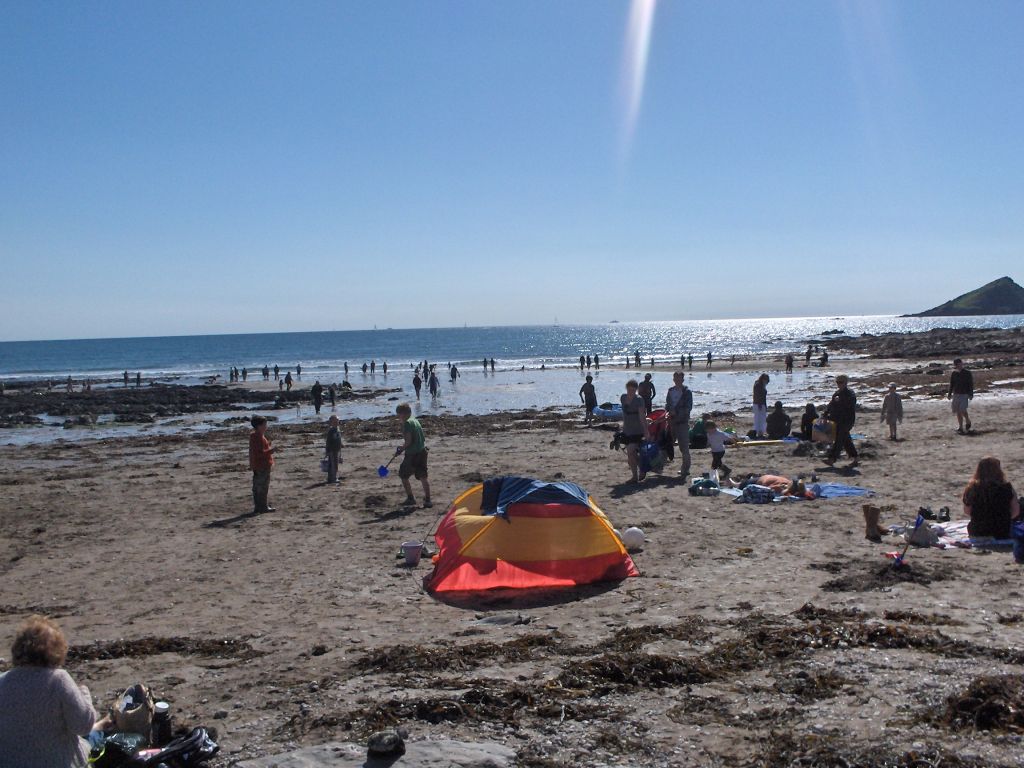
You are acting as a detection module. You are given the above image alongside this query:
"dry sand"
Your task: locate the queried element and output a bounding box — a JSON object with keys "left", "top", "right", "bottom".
{"left": 1, "top": 358, "right": 1023, "bottom": 766}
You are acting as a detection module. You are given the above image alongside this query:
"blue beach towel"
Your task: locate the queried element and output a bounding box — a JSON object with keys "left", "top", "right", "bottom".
{"left": 813, "top": 483, "right": 874, "bottom": 499}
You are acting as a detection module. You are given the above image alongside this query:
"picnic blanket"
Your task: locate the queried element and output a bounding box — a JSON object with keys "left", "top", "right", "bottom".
{"left": 720, "top": 481, "right": 874, "bottom": 503}
{"left": 913, "top": 519, "right": 1016, "bottom": 550}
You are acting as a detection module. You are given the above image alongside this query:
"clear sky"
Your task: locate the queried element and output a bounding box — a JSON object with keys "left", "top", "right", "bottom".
{"left": 2, "top": 1, "right": 1022, "bottom": 341}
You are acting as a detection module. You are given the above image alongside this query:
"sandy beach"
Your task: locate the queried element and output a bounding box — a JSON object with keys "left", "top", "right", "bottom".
{"left": 1, "top": 347, "right": 1023, "bottom": 766}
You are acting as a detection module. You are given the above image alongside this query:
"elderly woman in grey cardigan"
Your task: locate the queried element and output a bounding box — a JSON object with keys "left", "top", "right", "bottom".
{"left": 0, "top": 615, "right": 98, "bottom": 767}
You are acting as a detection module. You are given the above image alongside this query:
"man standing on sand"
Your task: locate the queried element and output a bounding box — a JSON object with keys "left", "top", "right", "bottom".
{"left": 324, "top": 414, "right": 342, "bottom": 484}
{"left": 948, "top": 358, "right": 974, "bottom": 434}
{"left": 249, "top": 415, "right": 276, "bottom": 513}
{"left": 638, "top": 373, "right": 656, "bottom": 413}
{"left": 311, "top": 380, "right": 324, "bottom": 414}
{"left": 706, "top": 351, "right": 712, "bottom": 368}
{"left": 579, "top": 375, "right": 597, "bottom": 426}
{"left": 594, "top": 354, "right": 600, "bottom": 369}
{"left": 135, "top": 372, "right": 141, "bottom": 388}
{"left": 274, "top": 364, "right": 280, "bottom": 380}
{"left": 785, "top": 353, "right": 794, "bottom": 373}
{"left": 123, "top": 370, "right": 129, "bottom": 387}
{"left": 688, "top": 354, "right": 693, "bottom": 370}
{"left": 752, "top": 374, "right": 770, "bottom": 438}
{"left": 395, "top": 403, "right": 432, "bottom": 508}
{"left": 666, "top": 371, "right": 693, "bottom": 479}
{"left": 824, "top": 375, "right": 858, "bottom": 468}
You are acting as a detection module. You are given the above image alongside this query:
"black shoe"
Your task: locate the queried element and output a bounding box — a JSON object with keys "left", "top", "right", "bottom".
{"left": 938, "top": 506, "right": 950, "bottom": 523}
{"left": 918, "top": 506, "right": 935, "bottom": 520}
{"left": 423, "top": 499, "right": 433, "bottom": 509}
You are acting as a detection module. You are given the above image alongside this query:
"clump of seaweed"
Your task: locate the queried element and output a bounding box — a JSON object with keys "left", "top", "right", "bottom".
{"left": 774, "top": 669, "right": 850, "bottom": 702}
{"left": 353, "top": 633, "right": 566, "bottom": 673}
{"left": 935, "top": 674, "right": 1024, "bottom": 733}
{"left": 553, "top": 653, "right": 714, "bottom": 695}
{"left": 66, "top": 636, "right": 260, "bottom": 664}
{"left": 278, "top": 678, "right": 612, "bottom": 740}
{"left": 817, "top": 559, "right": 953, "bottom": 592}
{"left": 745, "top": 730, "right": 1002, "bottom": 767}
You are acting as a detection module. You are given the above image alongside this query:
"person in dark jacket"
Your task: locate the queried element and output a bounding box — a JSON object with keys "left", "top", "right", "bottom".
{"left": 948, "top": 358, "right": 974, "bottom": 434}
{"left": 311, "top": 381, "right": 324, "bottom": 414}
{"left": 765, "top": 401, "right": 792, "bottom": 439}
{"left": 324, "top": 415, "right": 342, "bottom": 484}
{"left": 823, "top": 375, "right": 857, "bottom": 466}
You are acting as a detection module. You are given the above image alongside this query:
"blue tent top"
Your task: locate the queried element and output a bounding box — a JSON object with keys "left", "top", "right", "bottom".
{"left": 480, "top": 476, "right": 590, "bottom": 518}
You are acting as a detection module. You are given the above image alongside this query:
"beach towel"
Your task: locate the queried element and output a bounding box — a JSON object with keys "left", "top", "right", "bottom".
{"left": 813, "top": 483, "right": 875, "bottom": 499}
{"left": 926, "top": 519, "right": 1015, "bottom": 550}
{"left": 719, "top": 481, "right": 874, "bottom": 503}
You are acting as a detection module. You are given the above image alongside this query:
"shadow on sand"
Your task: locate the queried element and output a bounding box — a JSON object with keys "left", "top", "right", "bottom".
{"left": 430, "top": 580, "right": 626, "bottom": 612}
{"left": 203, "top": 509, "right": 274, "bottom": 528}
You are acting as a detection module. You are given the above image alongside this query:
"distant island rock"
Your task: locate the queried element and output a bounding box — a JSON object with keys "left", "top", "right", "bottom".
{"left": 907, "top": 276, "right": 1024, "bottom": 317}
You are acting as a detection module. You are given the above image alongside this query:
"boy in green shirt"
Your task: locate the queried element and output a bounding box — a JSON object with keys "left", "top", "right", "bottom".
{"left": 395, "top": 403, "right": 432, "bottom": 508}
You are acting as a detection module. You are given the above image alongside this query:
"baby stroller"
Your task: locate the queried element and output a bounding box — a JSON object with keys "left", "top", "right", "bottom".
{"left": 641, "top": 409, "right": 675, "bottom": 474}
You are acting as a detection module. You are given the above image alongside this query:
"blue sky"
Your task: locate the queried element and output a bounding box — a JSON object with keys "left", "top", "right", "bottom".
{"left": 1, "top": 0, "right": 1022, "bottom": 341}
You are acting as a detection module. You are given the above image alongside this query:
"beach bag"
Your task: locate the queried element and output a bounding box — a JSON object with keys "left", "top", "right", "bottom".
{"left": 143, "top": 726, "right": 219, "bottom": 767}
{"left": 812, "top": 419, "right": 834, "bottom": 443}
{"left": 319, "top": 456, "right": 330, "bottom": 472}
{"left": 688, "top": 478, "right": 720, "bottom": 497}
{"left": 638, "top": 440, "right": 661, "bottom": 473}
{"left": 112, "top": 684, "right": 154, "bottom": 741}
{"left": 905, "top": 522, "right": 940, "bottom": 547}
{"left": 740, "top": 484, "right": 775, "bottom": 504}
{"left": 89, "top": 733, "right": 148, "bottom": 768}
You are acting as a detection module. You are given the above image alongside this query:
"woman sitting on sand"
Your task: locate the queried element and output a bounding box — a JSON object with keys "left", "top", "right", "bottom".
{"left": 963, "top": 457, "right": 1020, "bottom": 539}
{"left": 620, "top": 379, "right": 650, "bottom": 483}
{"left": 799, "top": 404, "right": 818, "bottom": 441}
{"left": 0, "top": 615, "right": 102, "bottom": 766}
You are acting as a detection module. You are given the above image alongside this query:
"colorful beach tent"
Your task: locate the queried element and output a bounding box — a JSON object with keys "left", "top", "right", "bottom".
{"left": 423, "top": 477, "right": 639, "bottom": 593}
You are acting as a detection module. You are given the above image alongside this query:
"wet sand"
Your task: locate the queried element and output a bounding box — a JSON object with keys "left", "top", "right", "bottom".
{"left": 1, "top": 351, "right": 1023, "bottom": 766}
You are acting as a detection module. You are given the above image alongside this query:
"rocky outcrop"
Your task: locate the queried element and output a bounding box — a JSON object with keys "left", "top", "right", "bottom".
{"left": 908, "top": 276, "right": 1024, "bottom": 317}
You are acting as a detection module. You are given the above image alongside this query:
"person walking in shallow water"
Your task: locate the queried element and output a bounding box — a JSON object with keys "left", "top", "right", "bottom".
{"left": 412, "top": 371, "right": 422, "bottom": 400}
{"left": 285, "top": 371, "right": 293, "bottom": 391}
{"left": 428, "top": 370, "right": 439, "bottom": 398}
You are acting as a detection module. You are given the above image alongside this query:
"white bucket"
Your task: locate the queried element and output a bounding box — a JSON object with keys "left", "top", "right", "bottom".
{"left": 402, "top": 541, "right": 423, "bottom": 566}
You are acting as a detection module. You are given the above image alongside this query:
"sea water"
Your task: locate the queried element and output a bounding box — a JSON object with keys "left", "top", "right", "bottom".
{"left": 1, "top": 314, "right": 1021, "bottom": 382}
{"left": 2, "top": 315, "right": 1021, "bottom": 445}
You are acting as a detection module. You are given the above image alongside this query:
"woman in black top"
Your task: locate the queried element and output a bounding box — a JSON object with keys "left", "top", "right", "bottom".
{"left": 963, "top": 457, "right": 1020, "bottom": 538}
{"left": 620, "top": 379, "right": 650, "bottom": 483}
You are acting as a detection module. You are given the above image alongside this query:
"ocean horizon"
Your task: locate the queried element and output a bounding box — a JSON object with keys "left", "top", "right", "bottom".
{"left": 1, "top": 314, "right": 1022, "bottom": 382}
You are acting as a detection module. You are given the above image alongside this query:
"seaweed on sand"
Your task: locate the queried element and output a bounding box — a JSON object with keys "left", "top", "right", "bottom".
{"left": 744, "top": 731, "right": 1003, "bottom": 768}
{"left": 814, "top": 559, "right": 954, "bottom": 592}
{"left": 66, "top": 636, "right": 261, "bottom": 663}
{"left": 353, "top": 632, "right": 567, "bottom": 673}
{"left": 553, "top": 653, "right": 715, "bottom": 695}
{"left": 934, "top": 674, "right": 1024, "bottom": 733}
{"left": 279, "top": 679, "right": 612, "bottom": 740}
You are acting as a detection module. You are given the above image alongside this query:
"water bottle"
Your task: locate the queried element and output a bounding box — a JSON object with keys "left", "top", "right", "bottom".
{"left": 152, "top": 701, "right": 173, "bottom": 746}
